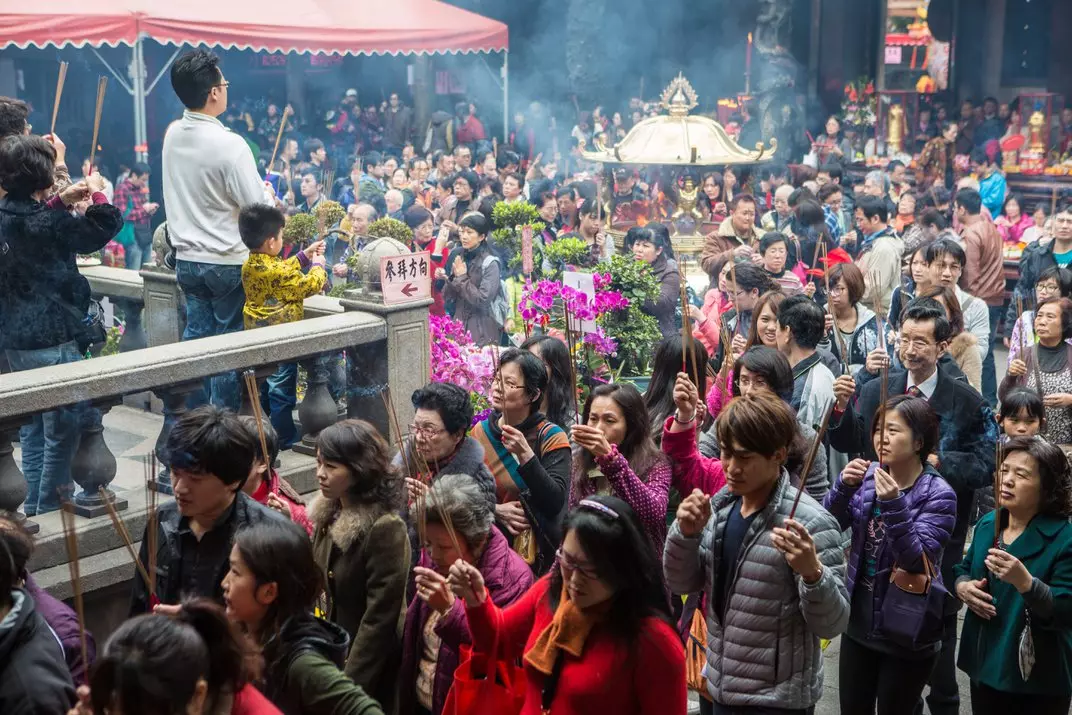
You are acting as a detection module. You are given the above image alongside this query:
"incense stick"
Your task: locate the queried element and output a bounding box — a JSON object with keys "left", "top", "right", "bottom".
{"left": 266, "top": 106, "right": 292, "bottom": 176}
{"left": 728, "top": 259, "right": 741, "bottom": 336}
{"left": 243, "top": 371, "right": 272, "bottom": 470}
{"left": 563, "top": 303, "right": 581, "bottom": 421}
{"left": 1050, "top": 187, "right": 1059, "bottom": 236}
{"left": 99, "top": 487, "right": 152, "bottom": 587}
{"left": 788, "top": 401, "right": 834, "bottom": 520}
{"left": 147, "top": 453, "right": 158, "bottom": 597}
{"left": 994, "top": 439, "right": 1004, "bottom": 546}
{"left": 678, "top": 259, "right": 698, "bottom": 386}
{"left": 60, "top": 498, "right": 90, "bottom": 676}
{"left": 88, "top": 76, "right": 107, "bottom": 169}
{"left": 1016, "top": 294, "right": 1026, "bottom": 361}
{"left": 49, "top": 61, "right": 68, "bottom": 136}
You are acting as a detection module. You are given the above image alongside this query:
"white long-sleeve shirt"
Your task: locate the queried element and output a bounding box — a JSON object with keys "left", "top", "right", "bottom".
{"left": 162, "top": 110, "right": 270, "bottom": 265}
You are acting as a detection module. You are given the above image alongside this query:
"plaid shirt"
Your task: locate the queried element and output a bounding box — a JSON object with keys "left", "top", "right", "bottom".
{"left": 823, "top": 204, "right": 843, "bottom": 242}
{"left": 113, "top": 178, "right": 151, "bottom": 226}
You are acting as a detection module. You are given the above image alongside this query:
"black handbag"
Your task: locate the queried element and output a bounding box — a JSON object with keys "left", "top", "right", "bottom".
{"left": 45, "top": 293, "right": 107, "bottom": 348}
{"left": 878, "top": 552, "right": 947, "bottom": 651}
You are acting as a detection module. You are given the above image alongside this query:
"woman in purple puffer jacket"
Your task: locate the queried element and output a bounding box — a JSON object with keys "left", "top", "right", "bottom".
{"left": 823, "top": 394, "right": 957, "bottom": 715}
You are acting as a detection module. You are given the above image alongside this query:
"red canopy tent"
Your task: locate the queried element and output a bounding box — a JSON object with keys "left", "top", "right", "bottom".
{"left": 0, "top": 0, "right": 509, "bottom": 158}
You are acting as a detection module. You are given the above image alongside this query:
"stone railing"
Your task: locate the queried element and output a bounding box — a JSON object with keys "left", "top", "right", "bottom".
{"left": 5, "top": 291, "right": 430, "bottom": 640}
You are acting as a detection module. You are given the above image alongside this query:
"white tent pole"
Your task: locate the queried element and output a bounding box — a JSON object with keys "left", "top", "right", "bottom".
{"left": 132, "top": 34, "right": 148, "bottom": 163}
{"left": 502, "top": 49, "right": 509, "bottom": 142}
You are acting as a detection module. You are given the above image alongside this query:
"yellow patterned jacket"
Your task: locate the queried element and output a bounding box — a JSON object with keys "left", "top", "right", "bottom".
{"left": 242, "top": 252, "right": 327, "bottom": 329}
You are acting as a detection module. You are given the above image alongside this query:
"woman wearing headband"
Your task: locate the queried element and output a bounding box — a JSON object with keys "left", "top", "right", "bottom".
{"left": 447, "top": 495, "right": 685, "bottom": 715}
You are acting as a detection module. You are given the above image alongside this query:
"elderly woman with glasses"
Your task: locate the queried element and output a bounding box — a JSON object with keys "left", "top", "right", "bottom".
{"left": 399, "top": 473, "right": 534, "bottom": 715}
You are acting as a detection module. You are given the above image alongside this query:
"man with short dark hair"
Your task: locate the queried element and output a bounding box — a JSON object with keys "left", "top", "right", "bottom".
{"left": 829, "top": 297, "right": 998, "bottom": 715}
{"left": 777, "top": 295, "right": 837, "bottom": 430}
{"left": 956, "top": 187, "right": 1004, "bottom": 405}
{"left": 382, "top": 92, "right": 413, "bottom": 155}
{"left": 970, "top": 147, "right": 1007, "bottom": 218}
{"left": 302, "top": 138, "right": 327, "bottom": 171}
{"left": 501, "top": 171, "right": 524, "bottom": 204}
{"left": 0, "top": 514, "right": 75, "bottom": 711}
{"left": 925, "top": 237, "right": 991, "bottom": 367}
{"left": 853, "top": 195, "right": 902, "bottom": 314}
{"left": 130, "top": 405, "right": 282, "bottom": 615}
{"left": 701, "top": 194, "right": 761, "bottom": 273}
{"left": 163, "top": 49, "right": 271, "bottom": 410}
{"left": 297, "top": 167, "right": 325, "bottom": 214}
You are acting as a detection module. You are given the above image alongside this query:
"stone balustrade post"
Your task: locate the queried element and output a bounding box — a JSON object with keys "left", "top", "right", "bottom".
{"left": 293, "top": 356, "right": 339, "bottom": 456}
{"left": 117, "top": 297, "right": 147, "bottom": 352}
{"left": 0, "top": 423, "right": 37, "bottom": 533}
{"left": 69, "top": 399, "right": 127, "bottom": 517}
{"left": 140, "top": 268, "right": 185, "bottom": 347}
{"left": 339, "top": 293, "right": 430, "bottom": 445}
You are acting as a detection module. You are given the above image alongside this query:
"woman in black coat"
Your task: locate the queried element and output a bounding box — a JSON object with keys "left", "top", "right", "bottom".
{"left": 0, "top": 134, "right": 121, "bottom": 514}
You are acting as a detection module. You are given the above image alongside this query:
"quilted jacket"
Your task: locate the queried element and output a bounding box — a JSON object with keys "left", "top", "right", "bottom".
{"left": 663, "top": 470, "right": 850, "bottom": 710}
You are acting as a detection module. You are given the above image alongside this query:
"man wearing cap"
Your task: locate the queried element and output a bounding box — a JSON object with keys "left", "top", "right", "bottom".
{"left": 611, "top": 168, "right": 646, "bottom": 218}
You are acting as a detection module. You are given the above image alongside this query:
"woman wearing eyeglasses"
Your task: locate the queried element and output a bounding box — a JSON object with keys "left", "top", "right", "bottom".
{"left": 822, "top": 262, "right": 891, "bottom": 379}
{"left": 470, "top": 348, "right": 572, "bottom": 575}
{"left": 447, "top": 495, "right": 685, "bottom": 715}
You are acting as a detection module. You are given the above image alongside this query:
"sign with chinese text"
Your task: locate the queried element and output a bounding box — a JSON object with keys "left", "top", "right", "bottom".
{"left": 380, "top": 251, "right": 431, "bottom": 305}
{"left": 562, "top": 270, "right": 596, "bottom": 335}
{"left": 521, "top": 225, "right": 534, "bottom": 275}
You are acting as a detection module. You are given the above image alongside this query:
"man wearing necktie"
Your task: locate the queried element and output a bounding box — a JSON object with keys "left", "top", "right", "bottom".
{"left": 828, "top": 297, "right": 998, "bottom": 715}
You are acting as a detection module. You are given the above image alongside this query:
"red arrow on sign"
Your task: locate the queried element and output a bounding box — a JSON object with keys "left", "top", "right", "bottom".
{"left": 401, "top": 283, "right": 418, "bottom": 297}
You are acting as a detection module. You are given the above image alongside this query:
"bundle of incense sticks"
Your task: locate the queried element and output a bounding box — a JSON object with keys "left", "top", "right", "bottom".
{"left": 788, "top": 401, "right": 835, "bottom": 520}
{"left": 146, "top": 452, "right": 159, "bottom": 596}
{"left": 100, "top": 486, "right": 152, "bottom": 589}
{"left": 60, "top": 498, "right": 90, "bottom": 673}
{"left": 1015, "top": 294, "right": 1026, "bottom": 359}
{"left": 243, "top": 371, "right": 272, "bottom": 470}
{"left": 728, "top": 259, "right": 741, "bottom": 335}
{"left": 88, "top": 76, "right": 107, "bottom": 168}
{"left": 49, "top": 61, "right": 68, "bottom": 136}
{"left": 266, "top": 105, "right": 292, "bottom": 176}
{"left": 823, "top": 243, "right": 849, "bottom": 375}
{"left": 678, "top": 259, "right": 699, "bottom": 387}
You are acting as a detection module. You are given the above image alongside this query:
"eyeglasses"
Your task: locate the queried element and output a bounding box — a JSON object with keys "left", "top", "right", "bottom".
{"left": 214, "top": 81, "right": 231, "bottom": 89}
{"left": 899, "top": 336, "right": 936, "bottom": 350}
{"left": 409, "top": 423, "right": 446, "bottom": 437}
{"left": 1037, "top": 282, "right": 1060, "bottom": 295}
{"left": 556, "top": 548, "right": 599, "bottom": 580}
{"left": 738, "top": 376, "right": 769, "bottom": 390}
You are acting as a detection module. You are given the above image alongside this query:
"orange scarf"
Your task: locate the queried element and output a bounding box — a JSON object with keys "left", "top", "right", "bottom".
{"left": 524, "top": 583, "right": 610, "bottom": 675}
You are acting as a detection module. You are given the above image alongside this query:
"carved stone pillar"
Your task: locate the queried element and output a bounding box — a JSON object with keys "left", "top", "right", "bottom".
{"left": 117, "top": 297, "right": 147, "bottom": 352}
{"left": 293, "top": 356, "right": 339, "bottom": 456}
{"left": 151, "top": 382, "right": 201, "bottom": 495}
{"left": 0, "top": 424, "right": 37, "bottom": 533}
{"left": 69, "top": 400, "right": 127, "bottom": 517}
{"left": 339, "top": 293, "right": 430, "bottom": 445}
{"left": 140, "top": 268, "right": 185, "bottom": 347}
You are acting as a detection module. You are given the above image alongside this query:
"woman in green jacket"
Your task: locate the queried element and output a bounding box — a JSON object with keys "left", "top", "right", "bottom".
{"left": 954, "top": 436, "right": 1072, "bottom": 715}
{"left": 222, "top": 519, "right": 384, "bottom": 715}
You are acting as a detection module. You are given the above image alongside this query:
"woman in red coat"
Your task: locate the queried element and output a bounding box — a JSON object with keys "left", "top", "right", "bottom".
{"left": 447, "top": 495, "right": 686, "bottom": 715}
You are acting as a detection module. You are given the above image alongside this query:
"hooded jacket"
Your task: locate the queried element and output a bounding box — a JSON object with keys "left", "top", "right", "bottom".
{"left": 397, "top": 528, "right": 533, "bottom": 715}
{"left": 823, "top": 462, "right": 956, "bottom": 652}
{"left": 663, "top": 470, "right": 850, "bottom": 710}
{"left": 0, "top": 194, "right": 121, "bottom": 350}
{"left": 263, "top": 614, "right": 384, "bottom": 715}
{"left": 310, "top": 497, "right": 409, "bottom": 712}
{"left": 643, "top": 254, "right": 681, "bottom": 339}
{"left": 0, "top": 589, "right": 76, "bottom": 714}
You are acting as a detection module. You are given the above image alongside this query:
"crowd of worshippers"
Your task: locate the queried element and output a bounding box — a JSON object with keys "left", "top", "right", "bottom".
{"left": 4, "top": 47, "right": 1072, "bottom": 715}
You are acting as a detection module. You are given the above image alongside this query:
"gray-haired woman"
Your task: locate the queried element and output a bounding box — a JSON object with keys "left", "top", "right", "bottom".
{"left": 397, "top": 474, "right": 534, "bottom": 715}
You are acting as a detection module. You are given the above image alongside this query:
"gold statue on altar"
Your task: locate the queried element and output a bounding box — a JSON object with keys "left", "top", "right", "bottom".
{"left": 1028, "top": 111, "right": 1046, "bottom": 153}
{"left": 887, "top": 104, "right": 905, "bottom": 156}
{"left": 672, "top": 175, "right": 705, "bottom": 223}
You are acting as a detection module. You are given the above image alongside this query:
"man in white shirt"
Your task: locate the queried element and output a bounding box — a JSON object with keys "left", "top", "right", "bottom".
{"left": 163, "top": 49, "right": 271, "bottom": 410}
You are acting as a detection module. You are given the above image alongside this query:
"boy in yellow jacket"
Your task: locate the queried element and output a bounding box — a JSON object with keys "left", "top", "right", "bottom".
{"left": 240, "top": 203, "right": 327, "bottom": 447}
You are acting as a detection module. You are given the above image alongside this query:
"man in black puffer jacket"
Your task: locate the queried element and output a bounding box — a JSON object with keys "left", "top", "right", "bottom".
{"left": 0, "top": 135, "right": 121, "bottom": 515}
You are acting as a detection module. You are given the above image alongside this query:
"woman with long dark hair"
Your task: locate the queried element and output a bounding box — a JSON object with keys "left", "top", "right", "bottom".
{"left": 955, "top": 437, "right": 1072, "bottom": 715}
{"left": 447, "top": 496, "right": 685, "bottom": 714}
{"left": 470, "top": 348, "right": 572, "bottom": 574}
{"left": 521, "top": 334, "right": 576, "bottom": 429}
{"left": 625, "top": 223, "right": 680, "bottom": 340}
{"left": 707, "top": 290, "right": 785, "bottom": 422}
{"left": 643, "top": 337, "right": 709, "bottom": 445}
{"left": 569, "top": 383, "right": 671, "bottom": 550}
{"left": 823, "top": 396, "right": 956, "bottom": 714}
{"left": 699, "top": 171, "right": 728, "bottom": 223}
{"left": 222, "top": 521, "right": 384, "bottom": 714}
{"left": 310, "top": 419, "right": 408, "bottom": 711}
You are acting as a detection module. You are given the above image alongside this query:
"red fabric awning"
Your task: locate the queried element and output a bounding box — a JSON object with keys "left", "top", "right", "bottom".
{"left": 0, "top": 0, "right": 508, "bottom": 55}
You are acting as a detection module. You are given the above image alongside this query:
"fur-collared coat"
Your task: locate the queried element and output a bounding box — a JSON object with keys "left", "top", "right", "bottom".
{"left": 310, "top": 497, "right": 410, "bottom": 714}
{"left": 948, "top": 331, "right": 982, "bottom": 393}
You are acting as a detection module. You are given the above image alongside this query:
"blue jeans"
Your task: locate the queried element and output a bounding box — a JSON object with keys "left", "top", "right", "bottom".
{"left": 6, "top": 341, "right": 85, "bottom": 514}
{"left": 176, "top": 259, "right": 245, "bottom": 411}
{"left": 264, "top": 362, "right": 299, "bottom": 449}
{"left": 125, "top": 223, "right": 153, "bottom": 270}
{"left": 981, "top": 304, "right": 1002, "bottom": 407}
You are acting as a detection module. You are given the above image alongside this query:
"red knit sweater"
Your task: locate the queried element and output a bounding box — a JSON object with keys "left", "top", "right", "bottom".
{"left": 466, "top": 575, "right": 686, "bottom": 715}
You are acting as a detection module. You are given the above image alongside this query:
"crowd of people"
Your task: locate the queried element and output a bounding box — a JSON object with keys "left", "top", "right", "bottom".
{"left": 3, "top": 45, "right": 1072, "bottom": 715}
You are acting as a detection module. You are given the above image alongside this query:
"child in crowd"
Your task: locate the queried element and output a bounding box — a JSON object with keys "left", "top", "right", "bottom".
{"left": 998, "top": 387, "right": 1046, "bottom": 439}
{"left": 237, "top": 416, "right": 313, "bottom": 536}
{"left": 240, "top": 203, "right": 327, "bottom": 449}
